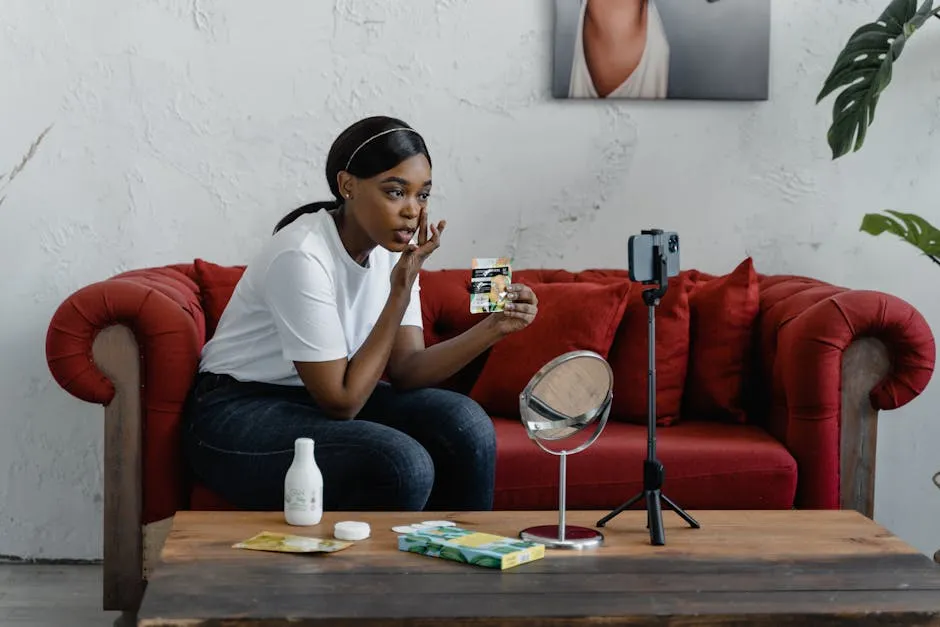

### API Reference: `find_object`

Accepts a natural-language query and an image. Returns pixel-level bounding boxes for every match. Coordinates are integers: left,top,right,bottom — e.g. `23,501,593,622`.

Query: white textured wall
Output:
1,0,937,560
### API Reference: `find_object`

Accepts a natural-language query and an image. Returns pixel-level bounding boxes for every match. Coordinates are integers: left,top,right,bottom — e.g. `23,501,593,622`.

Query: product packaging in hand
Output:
470,257,512,314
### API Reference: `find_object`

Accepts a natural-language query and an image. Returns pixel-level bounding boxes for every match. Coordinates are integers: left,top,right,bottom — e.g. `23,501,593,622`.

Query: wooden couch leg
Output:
840,337,890,518
93,325,144,612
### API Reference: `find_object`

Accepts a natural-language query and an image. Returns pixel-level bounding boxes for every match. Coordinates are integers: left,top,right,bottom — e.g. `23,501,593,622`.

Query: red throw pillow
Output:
683,258,759,423
417,269,488,395
193,258,246,339
608,272,693,426
418,269,476,348
468,281,632,418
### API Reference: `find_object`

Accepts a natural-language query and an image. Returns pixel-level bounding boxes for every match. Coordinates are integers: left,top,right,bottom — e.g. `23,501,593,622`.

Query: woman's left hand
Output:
489,283,538,336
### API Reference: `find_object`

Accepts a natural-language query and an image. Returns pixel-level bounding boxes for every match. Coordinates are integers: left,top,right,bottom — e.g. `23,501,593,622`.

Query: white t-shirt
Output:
199,209,423,387
569,0,669,99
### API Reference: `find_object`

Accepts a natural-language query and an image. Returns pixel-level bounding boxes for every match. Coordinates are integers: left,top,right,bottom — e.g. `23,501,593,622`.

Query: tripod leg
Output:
648,490,665,546
660,493,701,529
596,491,644,527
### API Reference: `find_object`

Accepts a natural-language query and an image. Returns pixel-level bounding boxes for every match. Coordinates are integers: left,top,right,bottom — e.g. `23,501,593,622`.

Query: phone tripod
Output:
596,240,700,545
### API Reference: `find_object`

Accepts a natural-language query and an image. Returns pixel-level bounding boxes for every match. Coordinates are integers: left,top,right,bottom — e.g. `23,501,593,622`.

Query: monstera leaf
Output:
817,0,936,159
860,210,940,266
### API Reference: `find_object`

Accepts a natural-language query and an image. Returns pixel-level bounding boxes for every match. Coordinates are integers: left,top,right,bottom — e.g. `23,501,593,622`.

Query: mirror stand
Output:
520,449,603,549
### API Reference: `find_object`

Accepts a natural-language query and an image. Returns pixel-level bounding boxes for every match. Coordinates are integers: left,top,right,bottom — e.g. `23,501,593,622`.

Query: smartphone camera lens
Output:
668,234,679,253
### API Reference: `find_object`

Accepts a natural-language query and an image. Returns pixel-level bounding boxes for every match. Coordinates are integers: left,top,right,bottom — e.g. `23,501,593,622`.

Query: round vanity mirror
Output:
518,350,613,549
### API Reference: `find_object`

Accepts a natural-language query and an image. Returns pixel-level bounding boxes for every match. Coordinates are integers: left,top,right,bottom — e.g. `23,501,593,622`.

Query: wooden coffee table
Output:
137,510,940,626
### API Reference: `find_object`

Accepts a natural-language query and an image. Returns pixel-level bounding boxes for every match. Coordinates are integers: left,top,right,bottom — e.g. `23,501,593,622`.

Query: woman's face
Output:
347,154,432,252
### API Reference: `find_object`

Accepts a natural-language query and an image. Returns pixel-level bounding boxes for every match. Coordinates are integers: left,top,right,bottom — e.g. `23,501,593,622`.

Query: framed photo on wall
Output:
553,0,771,101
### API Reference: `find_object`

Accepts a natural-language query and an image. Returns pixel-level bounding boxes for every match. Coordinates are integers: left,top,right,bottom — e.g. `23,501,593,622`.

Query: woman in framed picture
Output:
568,0,670,99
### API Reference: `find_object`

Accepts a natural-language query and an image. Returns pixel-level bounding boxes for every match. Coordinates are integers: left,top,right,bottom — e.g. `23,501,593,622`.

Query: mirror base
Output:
520,525,603,549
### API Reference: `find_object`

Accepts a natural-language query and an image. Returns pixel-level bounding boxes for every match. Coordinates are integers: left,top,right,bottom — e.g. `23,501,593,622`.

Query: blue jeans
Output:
182,373,497,512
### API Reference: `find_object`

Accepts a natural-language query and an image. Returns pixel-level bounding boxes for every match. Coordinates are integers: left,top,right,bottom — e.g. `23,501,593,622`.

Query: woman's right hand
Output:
391,207,445,292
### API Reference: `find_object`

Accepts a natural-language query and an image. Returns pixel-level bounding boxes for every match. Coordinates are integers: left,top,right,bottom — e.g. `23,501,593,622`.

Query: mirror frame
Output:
518,349,614,449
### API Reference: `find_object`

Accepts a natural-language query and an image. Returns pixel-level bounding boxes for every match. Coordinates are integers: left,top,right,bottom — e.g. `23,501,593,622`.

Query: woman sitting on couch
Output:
183,115,538,513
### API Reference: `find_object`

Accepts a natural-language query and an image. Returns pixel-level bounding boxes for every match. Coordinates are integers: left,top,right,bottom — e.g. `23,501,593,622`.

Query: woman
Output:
183,116,539,512
569,0,670,99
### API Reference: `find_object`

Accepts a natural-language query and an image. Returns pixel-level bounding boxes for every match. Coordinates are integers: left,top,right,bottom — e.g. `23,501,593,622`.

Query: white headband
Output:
345,127,421,170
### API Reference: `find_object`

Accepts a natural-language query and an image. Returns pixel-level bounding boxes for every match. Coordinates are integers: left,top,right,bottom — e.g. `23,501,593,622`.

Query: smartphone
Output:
628,231,680,283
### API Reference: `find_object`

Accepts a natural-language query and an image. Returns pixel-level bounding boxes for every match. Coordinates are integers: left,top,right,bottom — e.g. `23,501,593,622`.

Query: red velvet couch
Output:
45,257,935,612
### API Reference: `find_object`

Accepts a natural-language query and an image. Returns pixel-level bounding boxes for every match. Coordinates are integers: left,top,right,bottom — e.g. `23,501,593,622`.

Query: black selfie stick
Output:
596,230,700,545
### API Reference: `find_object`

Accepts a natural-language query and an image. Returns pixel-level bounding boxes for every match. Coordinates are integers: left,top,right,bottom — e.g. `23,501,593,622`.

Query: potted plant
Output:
817,0,939,267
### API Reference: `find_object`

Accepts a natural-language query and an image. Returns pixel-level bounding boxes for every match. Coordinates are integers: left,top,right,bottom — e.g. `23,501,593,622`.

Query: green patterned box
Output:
398,525,545,570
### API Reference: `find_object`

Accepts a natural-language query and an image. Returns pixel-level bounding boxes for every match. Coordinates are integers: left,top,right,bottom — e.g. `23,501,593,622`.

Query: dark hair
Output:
273,116,432,234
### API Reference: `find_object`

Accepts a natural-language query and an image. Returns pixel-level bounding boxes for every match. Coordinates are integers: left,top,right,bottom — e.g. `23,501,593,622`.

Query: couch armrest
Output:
45,266,204,611
45,265,204,522
757,276,935,513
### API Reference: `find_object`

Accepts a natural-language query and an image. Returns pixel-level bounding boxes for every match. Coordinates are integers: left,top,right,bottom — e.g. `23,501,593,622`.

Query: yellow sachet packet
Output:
233,531,352,554
470,257,512,314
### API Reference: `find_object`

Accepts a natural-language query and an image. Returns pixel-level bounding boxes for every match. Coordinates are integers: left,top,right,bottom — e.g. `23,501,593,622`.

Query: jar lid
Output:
333,520,371,541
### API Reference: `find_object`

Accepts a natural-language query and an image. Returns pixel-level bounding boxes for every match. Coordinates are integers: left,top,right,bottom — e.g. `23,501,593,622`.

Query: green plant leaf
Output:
817,0,934,159
860,210,940,256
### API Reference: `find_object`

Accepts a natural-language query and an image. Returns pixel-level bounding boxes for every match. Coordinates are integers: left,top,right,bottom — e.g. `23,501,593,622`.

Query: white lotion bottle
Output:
284,437,323,526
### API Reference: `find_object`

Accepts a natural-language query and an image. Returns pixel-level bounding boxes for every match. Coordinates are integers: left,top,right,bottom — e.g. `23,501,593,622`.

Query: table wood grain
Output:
137,510,940,626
